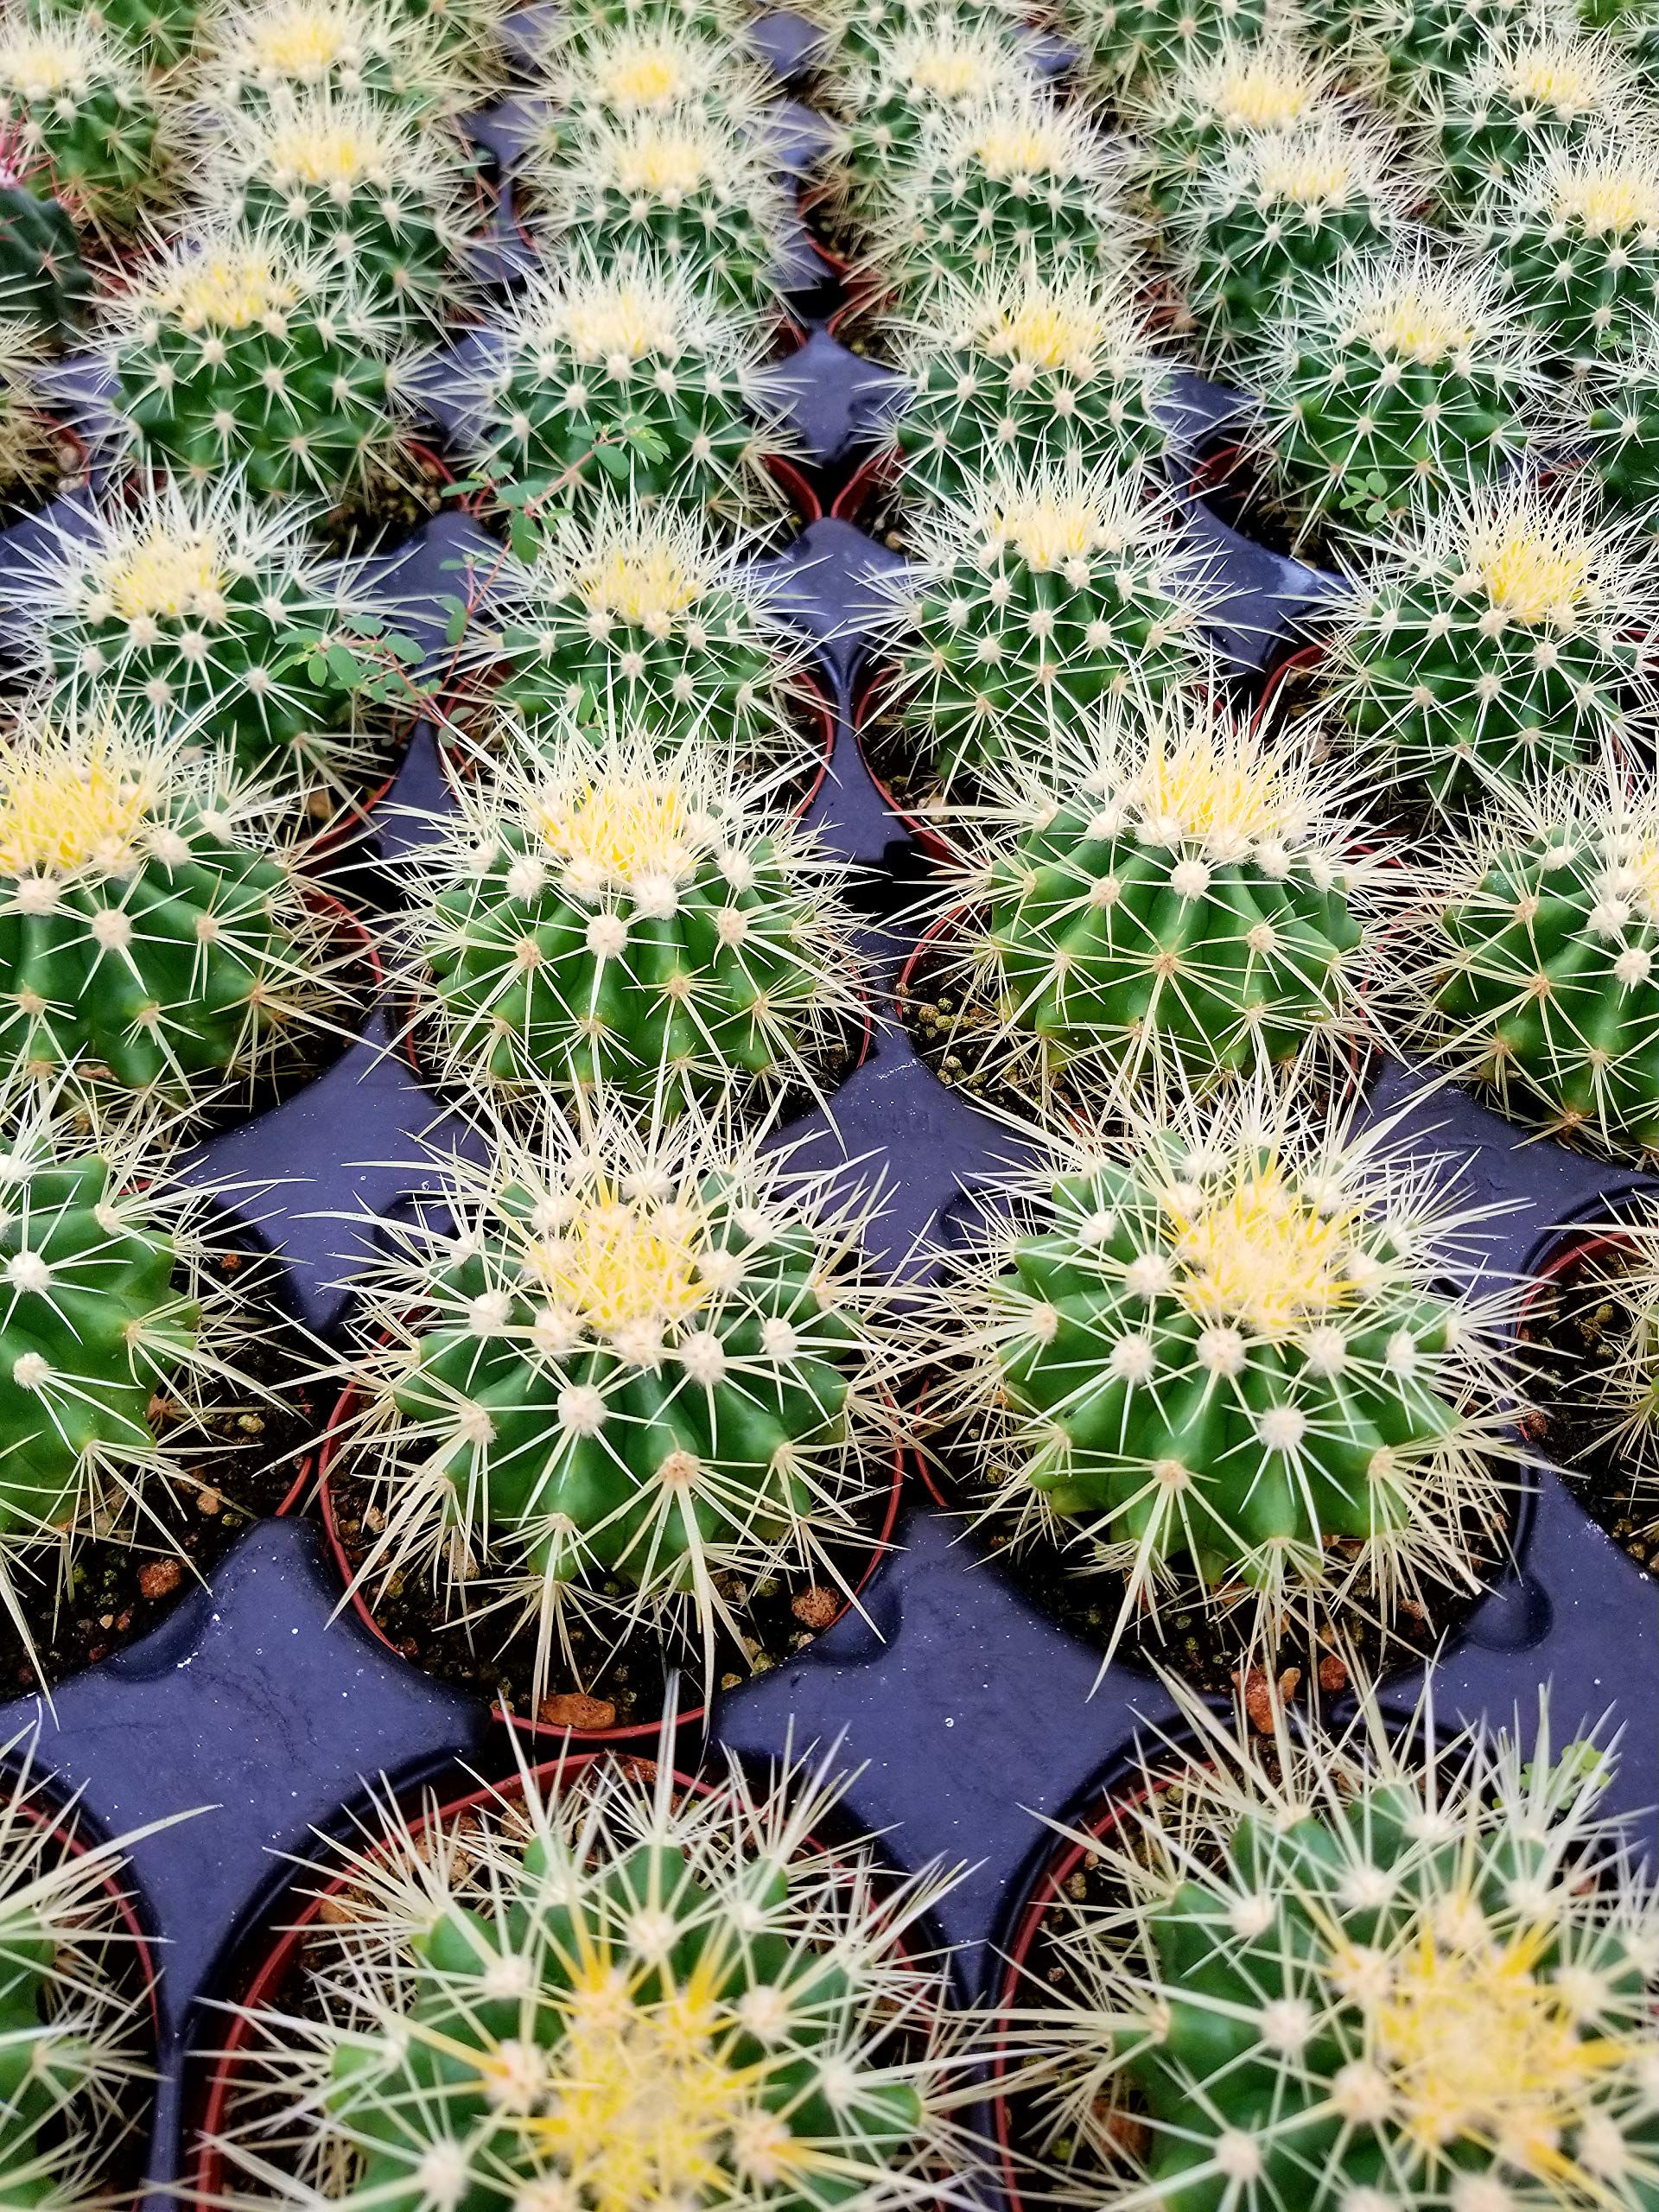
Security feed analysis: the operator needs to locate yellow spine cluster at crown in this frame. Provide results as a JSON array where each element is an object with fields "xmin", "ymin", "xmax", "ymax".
[
  {"xmin": 527, "ymin": 1185, "xmax": 713, "ymax": 1335},
  {"xmin": 104, "ymin": 526, "xmax": 227, "ymax": 623},
  {"xmin": 533, "ymin": 776, "xmax": 701, "ymax": 886},
  {"xmin": 562, "ymin": 285, "xmax": 681, "ymax": 362},
  {"xmin": 1474, "ymin": 522, "xmax": 1593, "ymax": 627},
  {"xmin": 578, "ymin": 546, "xmax": 702, "ymax": 626},
  {"xmin": 1164, "ymin": 1160, "xmax": 1360, "ymax": 1338},
  {"xmin": 0, "ymin": 737, "xmax": 156, "ymax": 880},
  {"xmin": 155, "ymin": 246, "xmax": 300, "ymax": 331}
]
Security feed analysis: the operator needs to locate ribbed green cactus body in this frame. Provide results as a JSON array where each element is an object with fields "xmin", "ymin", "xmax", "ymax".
[
  {"xmin": 1084, "ymin": 0, "xmax": 1268, "ymax": 86},
  {"xmin": 114, "ymin": 278, "xmax": 399, "ymax": 505},
  {"xmin": 472, "ymin": 316, "xmax": 770, "ymax": 528},
  {"xmin": 0, "ymin": 187, "xmax": 87, "ymax": 340},
  {"xmin": 1363, "ymin": 0, "xmax": 1522, "ymax": 91},
  {"xmin": 1182, "ymin": 177, "xmax": 1394, "ymax": 363},
  {"xmin": 0, "ymin": 1151, "xmax": 196, "ymax": 1544},
  {"xmin": 49, "ymin": 0, "xmax": 206, "ymax": 67},
  {"xmin": 496, "ymin": 593, "xmax": 785, "ymax": 760},
  {"xmin": 561, "ymin": 190, "xmax": 775, "ymax": 314},
  {"xmin": 906, "ymin": 177, "xmax": 1116, "ymax": 291},
  {"xmin": 0, "ymin": 813, "xmax": 300, "ymax": 1094},
  {"xmin": 1432, "ymin": 820, "xmax": 1659, "ymax": 1149},
  {"xmin": 1268, "ymin": 317, "xmax": 1531, "ymax": 536},
  {"xmin": 1328, "ymin": 536, "xmax": 1637, "ymax": 803},
  {"xmin": 1122, "ymin": 1774, "xmax": 1653, "ymax": 2212},
  {"xmin": 1583, "ymin": 364, "xmax": 1659, "ymax": 528},
  {"xmin": 898, "ymin": 118, "xmax": 1124, "ymax": 297},
  {"xmin": 1486, "ymin": 184, "xmax": 1659, "ymax": 372},
  {"xmin": 992, "ymin": 1150, "xmax": 1456, "ymax": 1583},
  {"xmin": 1432, "ymin": 88, "xmax": 1599, "ymax": 218},
  {"xmin": 985, "ymin": 789, "xmax": 1363, "ymax": 1083},
  {"xmin": 326, "ymin": 1830, "xmax": 924, "ymax": 2212},
  {"xmin": 832, "ymin": 0, "xmax": 1016, "ymax": 68},
  {"xmin": 0, "ymin": 71, "xmax": 162, "ymax": 229},
  {"xmin": 893, "ymin": 331, "xmax": 1169, "ymax": 502},
  {"xmin": 235, "ymin": 175, "xmax": 452, "ymax": 332},
  {"xmin": 891, "ymin": 500, "xmax": 1203, "ymax": 780},
  {"xmin": 423, "ymin": 821, "xmax": 831, "ymax": 1108},
  {"xmin": 393, "ymin": 1179, "xmax": 854, "ymax": 1590}
]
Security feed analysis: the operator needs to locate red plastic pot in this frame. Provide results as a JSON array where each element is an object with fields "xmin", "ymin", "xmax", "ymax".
[
  {"xmin": 831, "ymin": 447, "xmax": 900, "ymax": 528},
  {"xmin": 297, "ymin": 1383, "xmax": 908, "ymax": 1746},
  {"xmin": 188, "ymin": 1749, "xmax": 685, "ymax": 2202},
  {"xmin": 849, "ymin": 664, "xmax": 958, "ymax": 866},
  {"xmin": 1249, "ymin": 640, "xmax": 1328, "ymax": 739}
]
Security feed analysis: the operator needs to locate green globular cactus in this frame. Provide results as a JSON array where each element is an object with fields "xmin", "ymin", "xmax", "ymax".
[
  {"xmin": 0, "ymin": 155, "xmax": 90, "ymax": 341},
  {"xmin": 334, "ymin": 1108, "xmax": 898, "ymax": 1690},
  {"xmin": 1257, "ymin": 251, "xmax": 1540, "ymax": 548},
  {"xmin": 206, "ymin": 0, "xmax": 467, "ymax": 118},
  {"xmin": 830, "ymin": 15, "xmax": 1037, "ymax": 235},
  {"xmin": 459, "ymin": 254, "xmax": 798, "ymax": 544},
  {"xmin": 404, "ymin": 726, "xmax": 868, "ymax": 1112},
  {"xmin": 882, "ymin": 264, "xmax": 1182, "ymax": 506},
  {"xmin": 880, "ymin": 92, "xmax": 1132, "ymax": 304},
  {"xmin": 537, "ymin": 19, "xmax": 775, "ymax": 158},
  {"xmin": 468, "ymin": 497, "xmax": 812, "ymax": 772},
  {"xmin": 1424, "ymin": 29, "xmax": 1633, "ymax": 218},
  {"xmin": 810, "ymin": 0, "xmax": 1023, "ymax": 73},
  {"xmin": 1125, "ymin": 35, "xmax": 1339, "ymax": 224},
  {"xmin": 35, "ymin": 0, "xmax": 209, "ymax": 70},
  {"xmin": 0, "ymin": 16, "xmax": 168, "ymax": 233},
  {"xmin": 1073, "ymin": 0, "xmax": 1268, "ymax": 93},
  {"xmin": 1347, "ymin": 0, "xmax": 1524, "ymax": 99},
  {"xmin": 105, "ymin": 231, "xmax": 413, "ymax": 506},
  {"xmin": 544, "ymin": 112, "xmax": 794, "ymax": 318},
  {"xmin": 204, "ymin": 90, "xmax": 471, "ymax": 340},
  {"xmin": 1018, "ymin": 1681, "xmax": 1659, "ymax": 2212},
  {"xmin": 1419, "ymin": 767, "xmax": 1659, "ymax": 1155},
  {"xmin": 874, "ymin": 462, "xmax": 1218, "ymax": 787},
  {"xmin": 0, "ymin": 708, "xmax": 350, "ymax": 1116},
  {"xmin": 1478, "ymin": 141, "xmax": 1659, "ymax": 378},
  {"xmin": 931, "ymin": 1082, "xmax": 1511, "ymax": 1649},
  {"xmin": 211, "ymin": 1740, "xmax": 973, "ymax": 2212},
  {"xmin": 0, "ymin": 1746, "xmax": 169, "ymax": 2203},
  {"xmin": 928, "ymin": 691, "xmax": 1377, "ymax": 1103},
  {"xmin": 1175, "ymin": 118, "xmax": 1403, "ymax": 370},
  {"xmin": 17, "ymin": 479, "xmax": 421, "ymax": 811},
  {"xmin": 1320, "ymin": 482, "xmax": 1656, "ymax": 804},
  {"xmin": 1579, "ymin": 335, "xmax": 1659, "ymax": 537}
]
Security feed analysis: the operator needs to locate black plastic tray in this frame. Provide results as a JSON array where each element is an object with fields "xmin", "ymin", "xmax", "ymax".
[{"xmin": 1, "ymin": 29, "xmax": 1654, "ymax": 2209}]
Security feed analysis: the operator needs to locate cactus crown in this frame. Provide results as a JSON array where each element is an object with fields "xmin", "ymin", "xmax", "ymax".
[
  {"xmin": 404, "ymin": 719, "xmax": 867, "ymax": 1110},
  {"xmin": 334, "ymin": 1100, "xmax": 898, "ymax": 1694},
  {"xmin": 544, "ymin": 20, "xmax": 772, "ymax": 131},
  {"xmin": 207, "ymin": 0, "xmax": 461, "ymax": 112},
  {"xmin": 1546, "ymin": 138, "xmax": 1659, "ymax": 234},
  {"xmin": 930, "ymin": 1078, "xmax": 1513, "ymax": 1660},
  {"xmin": 1482, "ymin": 26, "xmax": 1628, "ymax": 118},
  {"xmin": 0, "ymin": 16, "xmax": 128, "ymax": 101},
  {"xmin": 1237, "ymin": 113, "xmax": 1392, "ymax": 214},
  {"xmin": 1126, "ymin": 35, "xmax": 1341, "ymax": 215},
  {"xmin": 209, "ymin": 1738, "xmax": 975, "ymax": 2212},
  {"xmin": 874, "ymin": 13, "xmax": 1029, "ymax": 102},
  {"xmin": 1020, "ymin": 1681, "xmax": 1659, "ymax": 2212}
]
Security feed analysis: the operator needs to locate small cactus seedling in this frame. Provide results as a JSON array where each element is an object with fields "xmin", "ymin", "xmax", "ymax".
[
  {"xmin": 332, "ymin": 1104, "xmax": 899, "ymax": 1694},
  {"xmin": 458, "ymin": 253, "xmax": 797, "ymax": 545},
  {"xmin": 34, "ymin": 0, "xmax": 208, "ymax": 70},
  {"xmin": 1348, "ymin": 0, "xmax": 1523, "ymax": 98},
  {"xmin": 874, "ymin": 461, "xmax": 1219, "ymax": 787},
  {"xmin": 1174, "ymin": 116, "xmax": 1404, "ymax": 369},
  {"xmin": 0, "ymin": 137, "xmax": 90, "ymax": 341},
  {"xmin": 929, "ymin": 1080, "xmax": 1512, "ymax": 1654},
  {"xmin": 1578, "ymin": 331, "xmax": 1659, "ymax": 535},
  {"xmin": 15, "ymin": 479, "xmax": 423, "ymax": 809},
  {"xmin": 0, "ymin": 1740, "xmax": 169, "ymax": 2200},
  {"xmin": 1421, "ymin": 763, "xmax": 1659, "ymax": 1155},
  {"xmin": 1477, "ymin": 139, "xmax": 1659, "ymax": 377},
  {"xmin": 1074, "ymin": 0, "xmax": 1269, "ymax": 92},
  {"xmin": 1322, "ymin": 480, "xmax": 1657, "ymax": 804},
  {"xmin": 1126, "ymin": 35, "xmax": 1341, "ymax": 223},
  {"xmin": 1013, "ymin": 1683, "xmax": 1659, "ymax": 2212},
  {"xmin": 105, "ymin": 230, "xmax": 414, "ymax": 507},
  {"xmin": 0, "ymin": 706, "xmax": 352, "ymax": 1117},
  {"xmin": 830, "ymin": 15, "xmax": 1037, "ymax": 234},
  {"xmin": 543, "ymin": 111, "xmax": 795, "ymax": 318},
  {"xmin": 1256, "ymin": 249, "xmax": 1540, "ymax": 546},
  {"xmin": 880, "ymin": 264, "xmax": 1185, "ymax": 505},
  {"xmin": 1424, "ymin": 29, "xmax": 1635, "ymax": 217},
  {"xmin": 208, "ymin": 1738, "xmax": 976, "ymax": 2212},
  {"xmin": 923, "ymin": 690, "xmax": 1378, "ymax": 1104},
  {"xmin": 467, "ymin": 495, "xmax": 812, "ymax": 770},
  {"xmin": 403, "ymin": 723, "xmax": 868, "ymax": 1113},
  {"xmin": 538, "ymin": 19, "xmax": 776, "ymax": 152},
  {"xmin": 879, "ymin": 91, "xmax": 1132, "ymax": 304},
  {"xmin": 202, "ymin": 90, "xmax": 473, "ymax": 340},
  {"xmin": 205, "ymin": 0, "xmax": 467, "ymax": 118},
  {"xmin": 0, "ymin": 16, "xmax": 169, "ymax": 233}
]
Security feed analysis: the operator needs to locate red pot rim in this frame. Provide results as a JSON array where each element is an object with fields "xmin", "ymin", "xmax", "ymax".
[
  {"xmin": 1249, "ymin": 639, "xmax": 1328, "ymax": 740},
  {"xmin": 830, "ymin": 446, "xmax": 899, "ymax": 527},
  {"xmin": 1187, "ymin": 440, "xmax": 1246, "ymax": 501},
  {"xmin": 849, "ymin": 663, "xmax": 957, "ymax": 867},
  {"xmin": 302, "ymin": 883, "xmax": 383, "ymax": 1001},
  {"xmin": 188, "ymin": 1747, "xmax": 702, "ymax": 2204},
  {"xmin": 292, "ymin": 1374, "xmax": 908, "ymax": 1745}
]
